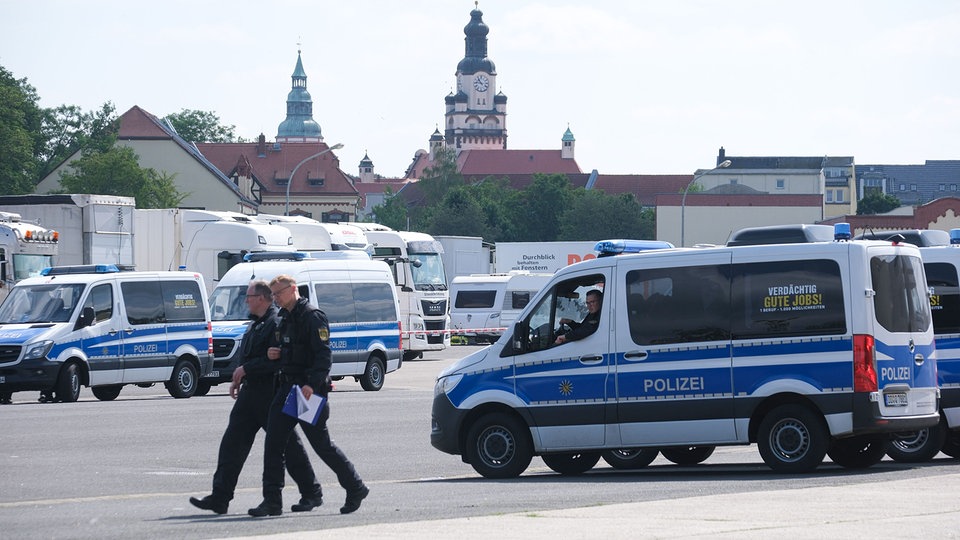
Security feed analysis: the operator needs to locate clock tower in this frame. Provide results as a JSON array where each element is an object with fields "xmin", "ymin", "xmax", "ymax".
[{"xmin": 444, "ymin": 5, "xmax": 507, "ymax": 151}]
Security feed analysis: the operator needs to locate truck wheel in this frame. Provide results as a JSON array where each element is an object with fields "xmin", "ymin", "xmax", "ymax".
[
  {"xmin": 465, "ymin": 412, "xmax": 533, "ymax": 478},
  {"xmin": 359, "ymin": 356, "xmax": 385, "ymax": 391},
  {"xmin": 55, "ymin": 363, "xmax": 81, "ymax": 403},
  {"xmin": 757, "ymin": 404, "xmax": 828, "ymax": 473},
  {"xmin": 402, "ymin": 350, "xmax": 422, "ymax": 362},
  {"xmin": 165, "ymin": 360, "xmax": 197, "ymax": 398},
  {"xmin": 194, "ymin": 381, "xmax": 212, "ymax": 397},
  {"xmin": 661, "ymin": 446, "xmax": 716, "ymax": 465},
  {"xmin": 92, "ymin": 385, "xmax": 123, "ymax": 401},
  {"xmin": 602, "ymin": 448, "xmax": 659, "ymax": 469},
  {"xmin": 942, "ymin": 429, "xmax": 960, "ymax": 459},
  {"xmin": 828, "ymin": 436, "xmax": 888, "ymax": 468},
  {"xmin": 542, "ymin": 452, "xmax": 601, "ymax": 475},
  {"xmin": 887, "ymin": 419, "xmax": 947, "ymax": 463}
]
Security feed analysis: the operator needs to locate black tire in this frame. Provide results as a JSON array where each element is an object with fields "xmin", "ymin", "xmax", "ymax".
[
  {"xmin": 55, "ymin": 363, "xmax": 81, "ymax": 403},
  {"xmin": 91, "ymin": 385, "xmax": 123, "ymax": 401},
  {"xmin": 541, "ymin": 452, "xmax": 601, "ymax": 475},
  {"xmin": 887, "ymin": 418, "xmax": 947, "ymax": 463},
  {"xmin": 402, "ymin": 350, "xmax": 422, "ymax": 362},
  {"xmin": 165, "ymin": 359, "xmax": 197, "ymax": 399},
  {"xmin": 757, "ymin": 404, "xmax": 829, "ymax": 473},
  {"xmin": 360, "ymin": 356, "xmax": 385, "ymax": 391},
  {"xmin": 661, "ymin": 446, "xmax": 716, "ymax": 465},
  {"xmin": 602, "ymin": 448, "xmax": 659, "ymax": 469},
  {"xmin": 465, "ymin": 412, "xmax": 533, "ymax": 478},
  {"xmin": 942, "ymin": 429, "xmax": 960, "ymax": 459},
  {"xmin": 193, "ymin": 381, "xmax": 212, "ymax": 397},
  {"xmin": 828, "ymin": 436, "xmax": 888, "ymax": 469}
]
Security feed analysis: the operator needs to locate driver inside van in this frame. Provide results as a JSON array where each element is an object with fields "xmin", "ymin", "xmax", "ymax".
[{"xmin": 555, "ymin": 289, "xmax": 602, "ymax": 345}]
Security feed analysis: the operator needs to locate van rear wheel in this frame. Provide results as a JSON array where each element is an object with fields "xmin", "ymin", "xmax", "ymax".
[
  {"xmin": 55, "ymin": 363, "xmax": 81, "ymax": 403},
  {"xmin": 661, "ymin": 446, "xmax": 716, "ymax": 465},
  {"xmin": 942, "ymin": 430, "xmax": 960, "ymax": 459},
  {"xmin": 465, "ymin": 412, "xmax": 533, "ymax": 478},
  {"xmin": 542, "ymin": 452, "xmax": 601, "ymax": 475},
  {"xmin": 92, "ymin": 385, "xmax": 122, "ymax": 401},
  {"xmin": 360, "ymin": 356, "xmax": 385, "ymax": 391},
  {"xmin": 602, "ymin": 448, "xmax": 659, "ymax": 469},
  {"xmin": 757, "ymin": 404, "xmax": 828, "ymax": 473},
  {"xmin": 828, "ymin": 436, "xmax": 888, "ymax": 468},
  {"xmin": 165, "ymin": 360, "xmax": 197, "ymax": 398},
  {"xmin": 887, "ymin": 419, "xmax": 947, "ymax": 463}
]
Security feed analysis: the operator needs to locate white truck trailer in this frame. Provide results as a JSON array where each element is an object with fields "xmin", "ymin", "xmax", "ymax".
[{"xmin": 0, "ymin": 212, "xmax": 60, "ymax": 303}]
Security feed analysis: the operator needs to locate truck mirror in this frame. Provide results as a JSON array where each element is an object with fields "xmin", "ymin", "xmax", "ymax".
[{"xmin": 75, "ymin": 306, "xmax": 95, "ymax": 330}]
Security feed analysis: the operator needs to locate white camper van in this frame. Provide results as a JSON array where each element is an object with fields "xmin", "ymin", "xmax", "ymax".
[
  {"xmin": 449, "ymin": 271, "xmax": 552, "ymax": 344},
  {"xmin": 431, "ymin": 226, "xmax": 940, "ymax": 478},
  {"xmin": 205, "ymin": 252, "xmax": 402, "ymax": 392}
]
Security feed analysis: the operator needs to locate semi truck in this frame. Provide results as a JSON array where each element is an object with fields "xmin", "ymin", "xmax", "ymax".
[{"xmin": 0, "ymin": 212, "xmax": 60, "ymax": 303}]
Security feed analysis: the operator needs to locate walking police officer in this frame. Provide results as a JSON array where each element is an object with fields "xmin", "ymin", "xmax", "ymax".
[
  {"xmin": 190, "ymin": 280, "xmax": 323, "ymax": 515},
  {"xmin": 248, "ymin": 274, "xmax": 368, "ymax": 517}
]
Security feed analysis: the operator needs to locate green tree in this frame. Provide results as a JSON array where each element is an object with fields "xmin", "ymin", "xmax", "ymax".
[
  {"xmin": 857, "ymin": 191, "xmax": 901, "ymax": 215},
  {"xmin": 559, "ymin": 190, "xmax": 654, "ymax": 240},
  {"xmin": 507, "ymin": 174, "xmax": 572, "ymax": 242},
  {"xmin": 0, "ymin": 65, "xmax": 42, "ymax": 194},
  {"xmin": 411, "ymin": 146, "xmax": 463, "ymax": 229},
  {"xmin": 57, "ymin": 146, "xmax": 185, "ymax": 208},
  {"xmin": 37, "ymin": 102, "xmax": 118, "ymax": 179},
  {"xmin": 371, "ymin": 186, "xmax": 408, "ymax": 230},
  {"xmin": 428, "ymin": 186, "xmax": 490, "ymax": 237},
  {"xmin": 164, "ymin": 109, "xmax": 239, "ymax": 143}
]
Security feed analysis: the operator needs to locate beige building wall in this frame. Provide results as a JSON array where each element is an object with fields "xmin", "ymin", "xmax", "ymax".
[{"xmin": 658, "ymin": 204, "xmax": 825, "ymax": 247}]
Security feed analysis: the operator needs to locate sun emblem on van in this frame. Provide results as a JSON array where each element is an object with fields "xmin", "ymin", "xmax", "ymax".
[{"xmin": 559, "ymin": 380, "xmax": 573, "ymax": 396}]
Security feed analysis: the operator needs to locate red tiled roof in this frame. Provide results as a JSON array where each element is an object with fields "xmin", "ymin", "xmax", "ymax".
[
  {"xmin": 117, "ymin": 106, "xmax": 171, "ymax": 139},
  {"xmin": 458, "ymin": 149, "xmax": 582, "ymax": 176},
  {"xmin": 591, "ymin": 174, "xmax": 694, "ymax": 206}
]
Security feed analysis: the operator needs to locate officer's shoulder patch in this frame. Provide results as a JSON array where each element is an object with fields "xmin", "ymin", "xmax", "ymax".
[{"xmin": 318, "ymin": 327, "xmax": 330, "ymax": 342}]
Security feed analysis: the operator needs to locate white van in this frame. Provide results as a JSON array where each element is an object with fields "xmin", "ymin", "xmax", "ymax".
[
  {"xmin": 449, "ymin": 271, "xmax": 552, "ymax": 344},
  {"xmin": 431, "ymin": 228, "xmax": 940, "ymax": 477},
  {"xmin": 0, "ymin": 265, "xmax": 213, "ymax": 403},
  {"xmin": 205, "ymin": 252, "xmax": 402, "ymax": 392}
]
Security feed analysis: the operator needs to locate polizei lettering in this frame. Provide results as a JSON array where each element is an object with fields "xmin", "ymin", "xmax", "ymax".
[{"xmin": 644, "ymin": 376, "xmax": 705, "ymax": 393}]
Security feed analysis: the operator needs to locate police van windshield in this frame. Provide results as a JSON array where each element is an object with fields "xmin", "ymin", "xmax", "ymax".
[
  {"xmin": 0, "ymin": 283, "xmax": 84, "ymax": 324},
  {"xmin": 208, "ymin": 286, "xmax": 251, "ymax": 321}
]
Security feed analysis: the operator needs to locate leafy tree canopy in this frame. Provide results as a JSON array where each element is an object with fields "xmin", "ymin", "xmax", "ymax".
[
  {"xmin": 57, "ymin": 146, "xmax": 186, "ymax": 208},
  {"xmin": 164, "ymin": 109, "xmax": 240, "ymax": 143},
  {"xmin": 857, "ymin": 191, "xmax": 901, "ymax": 215},
  {"xmin": 0, "ymin": 65, "xmax": 41, "ymax": 194}
]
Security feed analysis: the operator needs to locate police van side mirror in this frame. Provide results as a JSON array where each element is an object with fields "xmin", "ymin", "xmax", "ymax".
[{"xmin": 75, "ymin": 306, "xmax": 95, "ymax": 330}]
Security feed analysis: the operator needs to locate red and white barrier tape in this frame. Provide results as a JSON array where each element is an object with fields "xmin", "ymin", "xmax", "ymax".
[{"xmin": 401, "ymin": 327, "xmax": 507, "ymax": 336}]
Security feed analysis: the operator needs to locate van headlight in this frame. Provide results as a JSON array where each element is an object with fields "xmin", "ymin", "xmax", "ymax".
[
  {"xmin": 434, "ymin": 373, "xmax": 463, "ymax": 397},
  {"xmin": 23, "ymin": 340, "xmax": 54, "ymax": 361}
]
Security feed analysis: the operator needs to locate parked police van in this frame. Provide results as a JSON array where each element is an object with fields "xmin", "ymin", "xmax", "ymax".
[
  {"xmin": 449, "ymin": 271, "xmax": 552, "ymax": 344},
  {"xmin": 0, "ymin": 265, "xmax": 213, "ymax": 403},
  {"xmin": 431, "ymin": 225, "xmax": 940, "ymax": 478},
  {"xmin": 205, "ymin": 251, "xmax": 401, "ymax": 392}
]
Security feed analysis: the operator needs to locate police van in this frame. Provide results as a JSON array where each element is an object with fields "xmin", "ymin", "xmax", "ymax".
[
  {"xmin": 204, "ymin": 252, "xmax": 402, "ymax": 392},
  {"xmin": 431, "ymin": 225, "xmax": 940, "ymax": 477},
  {"xmin": 0, "ymin": 265, "xmax": 213, "ymax": 403}
]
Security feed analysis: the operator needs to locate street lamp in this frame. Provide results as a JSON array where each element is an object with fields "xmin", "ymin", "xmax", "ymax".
[
  {"xmin": 285, "ymin": 143, "xmax": 344, "ymax": 216},
  {"xmin": 680, "ymin": 159, "xmax": 731, "ymax": 247}
]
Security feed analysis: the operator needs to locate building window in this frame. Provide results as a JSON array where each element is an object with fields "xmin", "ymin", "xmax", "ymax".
[
  {"xmin": 826, "ymin": 190, "xmax": 834, "ymax": 203},
  {"xmin": 729, "ymin": 179, "xmax": 738, "ymax": 185},
  {"xmin": 899, "ymin": 183, "xmax": 906, "ymax": 191},
  {"xmin": 776, "ymin": 179, "xmax": 785, "ymax": 190},
  {"xmin": 940, "ymin": 184, "xmax": 946, "ymax": 191},
  {"xmin": 836, "ymin": 190, "xmax": 844, "ymax": 203},
  {"xmin": 275, "ymin": 178, "xmax": 289, "ymax": 186},
  {"xmin": 953, "ymin": 185, "xmax": 958, "ymax": 192},
  {"xmin": 911, "ymin": 184, "xmax": 918, "ymax": 191},
  {"xmin": 308, "ymin": 177, "xmax": 325, "ymax": 186}
]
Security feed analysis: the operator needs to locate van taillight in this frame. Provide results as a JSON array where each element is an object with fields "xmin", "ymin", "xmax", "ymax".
[{"xmin": 853, "ymin": 334, "xmax": 877, "ymax": 392}]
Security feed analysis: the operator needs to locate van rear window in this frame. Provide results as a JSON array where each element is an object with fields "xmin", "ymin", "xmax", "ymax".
[
  {"xmin": 925, "ymin": 262, "xmax": 960, "ymax": 335},
  {"xmin": 456, "ymin": 290, "xmax": 497, "ymax": 309},
  {"xmin": 162, "ymin": 280, "xmax": 205, "ymax": 322},
  {"xmin": 871, "ymin": 254, "xmax": 931, "ymax": 333}
]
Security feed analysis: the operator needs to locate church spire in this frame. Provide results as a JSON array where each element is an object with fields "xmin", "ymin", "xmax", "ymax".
[{"xmin": 276, "ymin": 48, "xmax": 323, "ymax": 142}]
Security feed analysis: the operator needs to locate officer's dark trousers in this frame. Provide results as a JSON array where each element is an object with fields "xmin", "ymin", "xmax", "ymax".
[
  {"xmin": 262, "ymin": 382, "xmax": 363, "ymax": 506},
  {"xmin": 211, "ymin": 378, "xmax": 319, "ymax": 502}
]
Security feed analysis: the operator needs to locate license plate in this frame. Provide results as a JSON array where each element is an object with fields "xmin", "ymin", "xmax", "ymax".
[
  {"xmin": 203, "ymin": 371, "xmax": 219, "ymax": 379},
  {"xmin": 884, "ymin": 392, "xmax": 908, "ymax": 407}
]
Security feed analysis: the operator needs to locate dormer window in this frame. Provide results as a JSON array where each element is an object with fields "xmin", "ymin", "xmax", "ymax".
[
  {"xmin": 308, "ymin": 177, "xmax": 325, "ymax": 186},
  {"xmin": 275, "ymin": 178, "xmax": 289, "ymax": 186}
]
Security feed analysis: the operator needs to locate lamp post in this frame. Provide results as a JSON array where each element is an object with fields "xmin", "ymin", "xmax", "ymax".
[
  {"xmin": 285, "ymin": 143, "xmax": 344, "ymax": 216},
  {"xmin": 680, "ymin": 159, "xmax": 731, "ymax": 247}
]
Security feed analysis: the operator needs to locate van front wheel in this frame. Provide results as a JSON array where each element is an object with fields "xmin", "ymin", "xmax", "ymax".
[
  {"xmin": 757, "ymin": 404, "xmax": 828, "ymax": 473},
  {"xmin": 165, "ymin": 360, "xmax": 197, "ymax": 398},
  {"xmin": 55, "ymin": 363, "xmax": 81, "ymax": 403},
  {"xmin": 360, "ymin": 357, "xmax": 385, "ymax": 391},
  {"xmin": 465, "ymin": 412, "xmax": 533, "ymax": 478}
]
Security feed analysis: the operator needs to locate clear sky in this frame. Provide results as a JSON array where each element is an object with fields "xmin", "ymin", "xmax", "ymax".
[{"xmin": 2, "ymin": 1, "xmax": 958, "ymax": 177}]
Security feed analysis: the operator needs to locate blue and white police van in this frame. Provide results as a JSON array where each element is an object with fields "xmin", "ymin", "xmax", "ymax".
[
  {"xmin": 204, "ymin": 252, "xmax": 402, "ymax": 393},
  {"xmin": 431, "ymin": 225, "xmax": 941, "ymax": 477},
  {"xmin": 0, "ymin": 265, "xmax": 213, "ymax": 403}
]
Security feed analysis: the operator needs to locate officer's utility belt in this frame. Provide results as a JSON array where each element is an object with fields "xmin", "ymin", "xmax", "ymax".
[{"xmin": 277, "ymin": 371, "xmax": 307, "ymax": 385}]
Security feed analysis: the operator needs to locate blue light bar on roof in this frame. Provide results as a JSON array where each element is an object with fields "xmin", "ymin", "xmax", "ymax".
[
  {"xmin": 834, "ymin": 223, "xmax": 852, "ymax": 241},
  {"xmin": 40, "ymin": 264, "xmax": 120, "ymax": 276},
  {"xmin": 242, "ymin": 251, "xmax": 311, "ymax": 262},
  {"xmin": 951, "ymin": 229, "xmax": 960, "ymax": 245},
  {"xmin": 594, "ymin": 239, "xmax": 674, "ymax": 257}
]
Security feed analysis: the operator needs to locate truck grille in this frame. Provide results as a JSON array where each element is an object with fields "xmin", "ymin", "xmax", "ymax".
[{"xmin": 421, "ymin": 300, "xmax": 447, "ymax": 317}]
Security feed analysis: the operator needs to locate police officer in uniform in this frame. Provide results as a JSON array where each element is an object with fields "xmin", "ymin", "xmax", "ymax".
[
  {"xmin": 555, "ymin": 289, "xmax": 603, "ymax": 344},
  {"xmin": 190, "ymin": 280, "xmax": 322, "ymax": 515},
  {"xmin": 248, "ymin": 274, "xmax": 368, "ymax": 517}
]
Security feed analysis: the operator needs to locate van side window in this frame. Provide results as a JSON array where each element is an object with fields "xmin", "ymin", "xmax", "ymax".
[
  {"xmin": 456, "ymin": 290, "xmax": 496, "ymax": 309},
  {"xmin": 120, "ymin": 281, "xmax": 165, "ymax": 325},
  {"xmin": 515, "ymin": 273, "xmax": 605, "ymax": 354},
  {"xmin": 871, "ymin": 255, "xmax": 931, "ymax": 333},
  {"xmin": 626, "ymin": 265, "xmax": 730, "ymax": 345},
  {"xmin": 354, "ymin": 283, "xmax": 396, "ymax": 322},
  {"xmin": 925, "ymin": 262, "xmax": 960, "ymax": 334},
  {"xmin": 161, "ymin": 280, "xmax": 205, "ymax": 322},
  {"xmin": 84, "ymin": 283, "xmax": 114, "ymax": 324},
  {"xmin": 507, "ymin": 291, "xmax": 531, "ymax": 310},
  {"xmin": 313, "ymin": 283, "xmax": 356, "ymax": 324},
  {"xmin": 733, "ymin": 259, "xmax": 846, "ymax": 339}
]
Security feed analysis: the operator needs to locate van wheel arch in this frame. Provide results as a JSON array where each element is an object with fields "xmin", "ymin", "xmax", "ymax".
[
  {"xmin": 54, "ymin": 360, "xmax": 86, "ymax": 403},
  {"xmin": 359, "ymin": 352, "xmax": 386, "ymax": 391},
  {"xmin": 748, "ymin": 393, "xmax": 822, "ymax": 443}
]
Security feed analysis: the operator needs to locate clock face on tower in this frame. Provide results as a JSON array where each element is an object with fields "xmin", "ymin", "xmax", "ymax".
[{"xmin": 473, "ymin": 74, "xmax": 489, "ymax": 92}]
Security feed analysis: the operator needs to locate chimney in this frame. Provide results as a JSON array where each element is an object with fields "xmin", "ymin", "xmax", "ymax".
[
  {"xmin": 718, "ymin": 146, "xmax": 726, "ymax": 166},
  {"xmin": 257, "ymin": 134, "xmax": 267, "ymax": 158}
]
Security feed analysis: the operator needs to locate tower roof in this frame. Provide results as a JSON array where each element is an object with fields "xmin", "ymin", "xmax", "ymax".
[
  {"xmin": 457, "ymin": 7, "xmax": 496, "ymax": 75},
  {"xmin": 277, "ymin": 50, "xmax": 322, "ymax": 141}
]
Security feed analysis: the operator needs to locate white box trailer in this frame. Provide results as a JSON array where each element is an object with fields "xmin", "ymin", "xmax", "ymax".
[
  {"xmin": 435, "ymin": 235, "xmax": 492, "ymax": 286},
  {"xmin": 449, "ymin": 271, "xmax": 551, "ymax": 343},
  {"xmin": 493, "ymin": 241, "xmax": 597, "ymax": 274}
]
